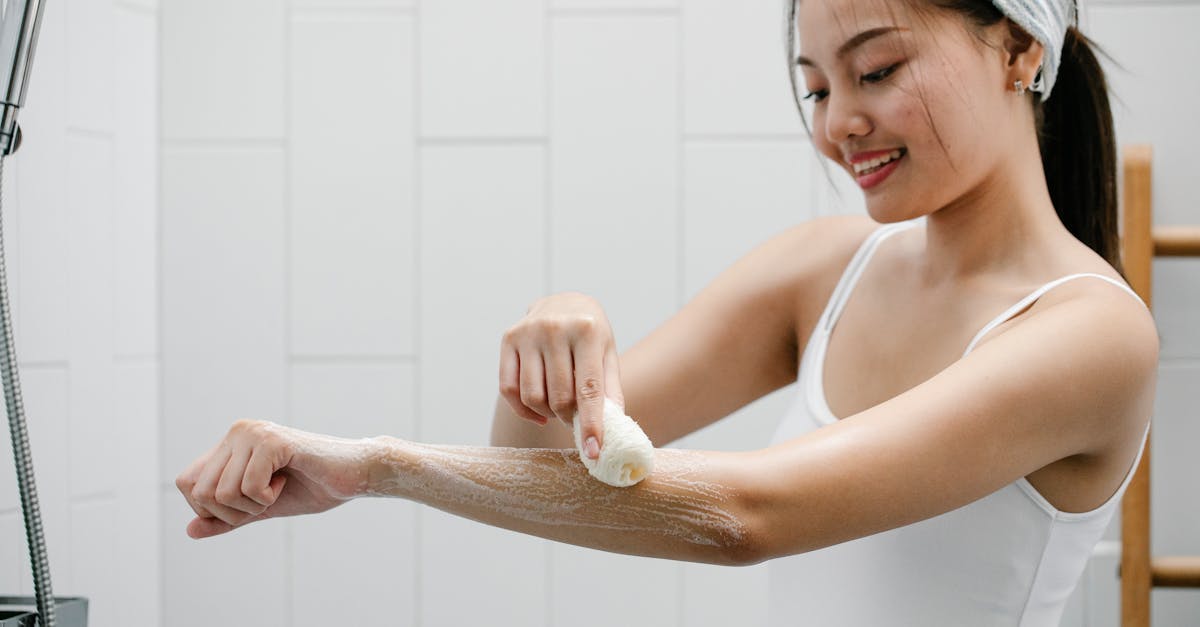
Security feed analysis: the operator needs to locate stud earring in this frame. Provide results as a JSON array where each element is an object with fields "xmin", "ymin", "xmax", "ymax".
[{"xmin": 1013, "ymin": 79, "xmax": 1026, "ymax": 95}]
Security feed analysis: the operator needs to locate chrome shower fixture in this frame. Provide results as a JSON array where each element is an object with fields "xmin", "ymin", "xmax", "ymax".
[{"xmin": 0, "ymin": 0, "xmax": 44, "ymax": 155}]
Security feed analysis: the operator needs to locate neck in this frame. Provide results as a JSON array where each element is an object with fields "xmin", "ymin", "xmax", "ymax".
[{"xmin": 917, "ymin": 136, "xmax": 1068, "ymax": 286}]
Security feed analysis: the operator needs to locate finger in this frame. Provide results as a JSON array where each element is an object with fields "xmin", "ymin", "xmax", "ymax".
[
  {"xmin": 543, "ymin": 345, "xmax": 576, "ymax": 425},
  {"xmin": 186, "ymin": 506, "xmax": 273, "ymax": 540},
  {"xmin": 268, "ymin": 473, "xmax": 288, "ymax": 502},
  {"xmin": 517, "ymin": 347, "xmax": 554, "ymax": 421},
  {"xmin": 500, "ymin": 343, "xmax": 546, "ymax": 425},
  {"xmin": 191, "ymin": 448, "xmax": 253, "ymax": 527},
  {"xmin": 242, "ymin": 445, "xmax": 282, "ymax": 507},
  {"xmin": 216, "ymin": 446, "xmax": 266, "ymax": 516},
  {"xmin": 573, "ymin": 339, "xmax": 606, "ymax": 460},
  {"xmin": 184, "ymin": 446, "xmax": 231, "ymax": 520},
  {"xmin": 604, "ymin": 345, "xmax": 625, "ymax": 410},
  {"xmin": 176, "ymin": 443, "xmax": 221, "ymax": 519},
  {"xmin": 189, "ymin": 476, "xmax": 285, "ymax": 539}
]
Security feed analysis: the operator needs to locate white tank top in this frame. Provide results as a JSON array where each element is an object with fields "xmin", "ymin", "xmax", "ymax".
[{"xmin": 767, "ymin": 219, "xmax": 1152, "ymax": 627}]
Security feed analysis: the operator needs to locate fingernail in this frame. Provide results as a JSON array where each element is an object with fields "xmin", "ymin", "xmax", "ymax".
[{"xmin": 585, "ymin": 436, "xmax": 600, "ymax": 460}]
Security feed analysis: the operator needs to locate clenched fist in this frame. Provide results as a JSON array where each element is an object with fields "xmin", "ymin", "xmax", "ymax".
[{"xmin": 175, "ymin": 419, "xmax": 376, "ymax": 539}]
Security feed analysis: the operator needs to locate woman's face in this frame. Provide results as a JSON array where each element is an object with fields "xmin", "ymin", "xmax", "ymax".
[{"xmin": 796, "ymin": 0, "xmax": 1017, "ymax": 223}]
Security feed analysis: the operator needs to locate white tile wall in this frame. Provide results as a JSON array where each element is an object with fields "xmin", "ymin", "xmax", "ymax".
[
  {"xmin": 69, "ymin": 499, "xmax": 117, "ymax": 626},
  {"xmin": 683, "ymin": 0, "xmax": 802, "ymax": 136},
  {"xmin": 162, "ymin": 486, "xmax": 288, "ymax": 627},
  {"xmin": 550, "ymin": 548, "xmax": 679, "ymax": 627},
  {"xmin": 157, "ymin": 2, "xmax": 1200, "ymax": 627},
  {"xmin": 420, "ymin": 512, "xmax": 550, "ymax": 626},
  {"xmin": 420, "ymin": 0, "xmax": 546, "ymax": 138},
  {"xmin": 681, "ymin": 139, "xmax": 815, "ymax": 300},
  {"xmin": 113, "ymin": 362, "xmax": 160, "ymax": 627},
  {"xmin": 552, "ymin": 0, "xmax": 676, "ymax": 11},
  {"xmin": 418, "ymin": 144, "xmax": 547, "ymax": 445},
  {"xmin": 292, "ymin": 499, "xmax": 418, "ymax": 627},
  {"xmin": 65, "ymin": 0, "xmax": 115, "ymax": 134},
  {"xmin": 113, "ymin": 8, "xmax": 159, "ymax": 358},
  {"xmin": 65, "ymin": 134, "xmax": 116, "ymax": 500},
  {"xmin": 0, "ymin": 514, "xmax": 21, "ymax": 591},
  {"xmin": 160, "ymin": 146, "xmax": 287, "ymax": 484},
  {"xmin": 161, "ymin": 0, "xmax": 285, "ymax": 140},
  {"xmin": 289, "ymin": 11, "xmax": 416, "ymax": 357}
]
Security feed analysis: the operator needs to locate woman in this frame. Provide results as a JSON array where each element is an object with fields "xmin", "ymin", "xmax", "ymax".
[{"xmin": 176, "ymin": 0, "xmax": 1158, "ymax": 624}]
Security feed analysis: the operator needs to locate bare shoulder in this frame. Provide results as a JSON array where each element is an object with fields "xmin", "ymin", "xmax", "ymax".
[
  {"xmin": 1022, "ymin": 265, "xmax": 1159, "ymax": 370},
  {"xmin": 997, "ymin": 264, "xmax": 1160, "ymax": 452}
]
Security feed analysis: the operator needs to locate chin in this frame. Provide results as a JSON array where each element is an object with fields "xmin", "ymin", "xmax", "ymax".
[{"xmin": 864, "ymin": 201, "xmax": 926, "ymax": 224}]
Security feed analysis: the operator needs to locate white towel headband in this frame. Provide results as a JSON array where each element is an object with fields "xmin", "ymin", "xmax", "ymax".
[{"xmin": 990, "ymin": 0, "xmax": 1078, "ymax": 101}]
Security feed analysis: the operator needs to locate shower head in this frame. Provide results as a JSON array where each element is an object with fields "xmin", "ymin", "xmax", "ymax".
[{"xmin": 0, "ymin": 0, "xmax": 45, "ymax": 156}]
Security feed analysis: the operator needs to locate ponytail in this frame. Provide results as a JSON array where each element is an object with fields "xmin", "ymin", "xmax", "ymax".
[{"xmin": 1036, "ymin": 26, "xmax": 1122, "ymax": 275}]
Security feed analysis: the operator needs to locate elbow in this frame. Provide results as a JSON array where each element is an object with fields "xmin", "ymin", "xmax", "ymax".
[
  {"xmin": 718, "ymin": 488, "xmax": 775, "ymax": 567},
  {"xmin": 721, "ymin": 530, "xmax": 769, "ymax": 567},
  {"xmin": 715, "ymin": 451, "xmax": 789, "ymax": 567}
]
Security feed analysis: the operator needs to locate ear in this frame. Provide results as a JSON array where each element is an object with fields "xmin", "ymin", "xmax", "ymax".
[{"xmin": 1002, "ymin": 19, "xmax": 1045, "ymax": 87}]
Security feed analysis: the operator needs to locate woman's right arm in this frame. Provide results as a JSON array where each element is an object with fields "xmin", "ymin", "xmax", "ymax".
[{"xmin": 490, "ymin": 214, "xmax": 878, "ymax": 450}]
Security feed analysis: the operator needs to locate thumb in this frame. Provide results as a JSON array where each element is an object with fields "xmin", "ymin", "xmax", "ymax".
[
  {"xmin": 266, "ymin": 473, "xmax": 287, "ymax": 503},
  {"xmin": 187, "ymin": 515, "xmax": 234, "ymax": 539}
]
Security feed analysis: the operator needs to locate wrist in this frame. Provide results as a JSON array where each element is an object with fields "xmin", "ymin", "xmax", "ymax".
[{"xmin": 362, "ymin": 434, "xmax": 411, "ymax": 499}]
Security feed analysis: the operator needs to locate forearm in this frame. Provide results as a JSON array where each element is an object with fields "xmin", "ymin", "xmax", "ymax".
[{"xmin": 363, "ymin": 436, "xmax": 761, "ymax": 566}]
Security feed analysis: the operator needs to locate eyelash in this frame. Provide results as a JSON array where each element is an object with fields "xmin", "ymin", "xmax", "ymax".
[{"xmin": 802, "ymin": 63, "xmax": 900, "ymax": 103}]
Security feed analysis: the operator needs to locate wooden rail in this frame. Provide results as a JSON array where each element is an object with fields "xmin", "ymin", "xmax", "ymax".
[
  {"xmin": 1119, "ymin": 144, "xmax": 1200, "ymax": 627},
  {"xmin": 1154, "ymin": 226, "xmax": 1200, "ymax": 257}
]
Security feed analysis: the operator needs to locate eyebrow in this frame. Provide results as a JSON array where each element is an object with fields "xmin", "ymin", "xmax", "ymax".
[{"xmin": 795, "ymin": 26, "xmax": 908, "ymax": 67}]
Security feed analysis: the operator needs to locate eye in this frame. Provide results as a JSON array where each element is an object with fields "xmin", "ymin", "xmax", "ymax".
[
  {"xmin": 802, "ymin": 89, "xmax": 828, "ymax": 103},
  {"xmin": 862, "ymin": 63, "xmax": 900, "ymax": 84},
  {"xmin": 801, "ymin": 62, "xmax": 900, "ymax": 104}
]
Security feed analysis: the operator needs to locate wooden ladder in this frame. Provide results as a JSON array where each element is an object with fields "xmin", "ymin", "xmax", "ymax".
[{"xmin": 1119, "ymin": 143, "xmax": 1200, "ymax": 626}]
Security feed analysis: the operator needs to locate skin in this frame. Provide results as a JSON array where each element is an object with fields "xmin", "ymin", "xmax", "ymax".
[{"xmin": 176, "ymin": 0, "xmax": 1159, "ymax": 568}]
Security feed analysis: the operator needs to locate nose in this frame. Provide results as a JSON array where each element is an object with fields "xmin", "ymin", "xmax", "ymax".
[{"xmin": 822, "ymin": 91, "xmax": 872, "ymax": 146}]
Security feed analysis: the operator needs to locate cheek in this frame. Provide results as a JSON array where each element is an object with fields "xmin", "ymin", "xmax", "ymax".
[{"xmin": 813, "ymin": 131, "xmax": 841, "ymax": 166}]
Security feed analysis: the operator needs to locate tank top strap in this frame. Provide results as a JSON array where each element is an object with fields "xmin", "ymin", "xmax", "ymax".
[
  {"xmin": 821, "ymin": 219, "xmax": 921, "ymax": 332},
  {"xmin": 961, "ymin": 273, "xmax": 1147, "ymax": 359},
  {"xmin": 1114, "ymin": 418, "xmax": 1152, "ymax": 503}
]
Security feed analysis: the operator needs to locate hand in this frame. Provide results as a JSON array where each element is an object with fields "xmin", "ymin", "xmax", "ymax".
[
  {"xmin": 175, "ymin": 419, "xmax": 372, "ymax": 539},
  {"xmin": 499, "ymin": 291, "xmax": 625, "ymax": 459}
]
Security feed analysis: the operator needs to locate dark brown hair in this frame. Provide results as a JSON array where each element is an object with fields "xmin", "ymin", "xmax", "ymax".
[{"xmin": 785, "ymin": 0, "xmax": 1123, "ymax": 274}]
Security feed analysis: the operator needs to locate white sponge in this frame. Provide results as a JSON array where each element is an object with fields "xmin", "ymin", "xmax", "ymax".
[{"xmin": 573, "ymin": 397, "xmax": 656, "ymax": 487}]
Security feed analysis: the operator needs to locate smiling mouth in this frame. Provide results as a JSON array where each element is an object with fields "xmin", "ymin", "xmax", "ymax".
[{"xmin": 852, "ymin": 148, "xmax": 907, "ymax": 175}]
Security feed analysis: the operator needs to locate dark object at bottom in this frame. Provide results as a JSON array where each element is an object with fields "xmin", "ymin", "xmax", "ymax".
[{"xmin": 0, "ymin": 596, "xmax": 88, "ymax": 626}]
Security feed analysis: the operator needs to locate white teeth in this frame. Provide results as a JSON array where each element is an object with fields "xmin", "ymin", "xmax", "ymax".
[{"xmin": 853, "ymin": 149, "xmax": 904, "ymax": 174}]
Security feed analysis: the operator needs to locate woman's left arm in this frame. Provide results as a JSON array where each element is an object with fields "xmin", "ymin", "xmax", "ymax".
[{"xmin": 178, "ymin": 285, "xmax": 1157, "ymax": 566}]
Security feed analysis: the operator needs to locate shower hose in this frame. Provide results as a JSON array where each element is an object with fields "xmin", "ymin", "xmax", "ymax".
[{"xmin": 0, "ymin": 154, "xmax": 57, "ymax": 626}]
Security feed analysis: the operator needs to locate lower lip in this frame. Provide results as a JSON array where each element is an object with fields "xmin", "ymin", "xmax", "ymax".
[{"xmin": 855, "ymin": 152, "xmax": 904, "ymax": 189}]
